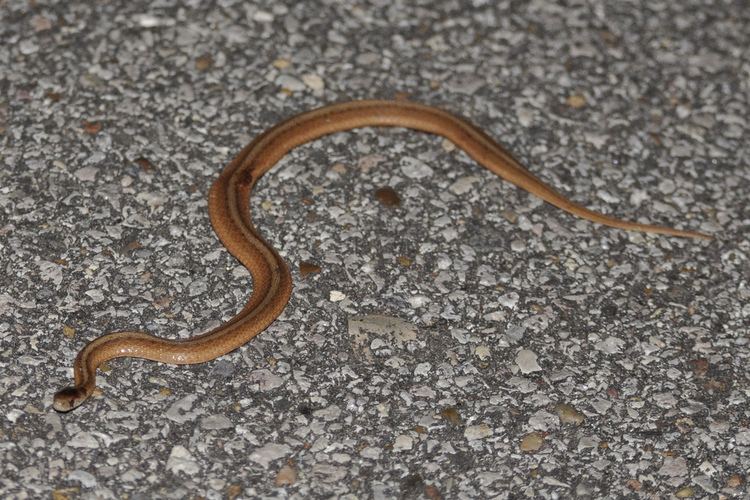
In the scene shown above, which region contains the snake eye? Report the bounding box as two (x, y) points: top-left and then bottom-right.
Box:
(53, 386), (87, 412)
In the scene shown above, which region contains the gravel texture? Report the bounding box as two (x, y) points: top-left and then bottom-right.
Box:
(1, 0), (748, 498)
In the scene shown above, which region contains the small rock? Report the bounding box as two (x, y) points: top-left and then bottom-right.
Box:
(567, 94), (587, 108)
(313, 404), (342, 422)
(299, 261), (321, 277)
(74, 166), (98, 182)
(302, 73), (324, 90)
(659, 178), (677, 195)
(400, 157), (434, 179)
(475, 345), (490, 360)
(464, 424), (493, 440)
(165, 394), (199, 423)
(445, 74), (484, 94)
(674, 486), (694, 498)
(248, 369), (284, 391)
(441, 407), (462, 426)
(249, 443), (291, 469)
(659, 457), (689, 487)
(726, 474), (744, 488)
(67, 432), (100, 449)
(201, 414), (233, 430)
(556, 403), (585, 425)
(68, 470), (97, 488)
(449, 176), (478, 195)
(408, 294), (430, 308)
(276, 74), (305, 92)
(166, 445), (200, 475)
(594, 336), (626, 354)
(515, 349), (542, 374)
(499, 292), (519, 309)
(519, 432), (545, 452)
(275, 464), (297, 486)
(393, 434), (414, 451)
(360, 447), (381, 459)
(374, 186), (401, 207)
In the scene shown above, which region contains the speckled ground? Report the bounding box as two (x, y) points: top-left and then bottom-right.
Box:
(1, 1), (748, 498)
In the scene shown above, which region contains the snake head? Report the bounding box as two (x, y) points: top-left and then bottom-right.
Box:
(53, 386), (89, 412)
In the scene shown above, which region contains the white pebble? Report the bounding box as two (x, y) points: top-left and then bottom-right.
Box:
(464, 423), (493, 440)
(393, 434), (414, 451)
(166, 445), (200, 475)
(302, 73), (325, 90)
(400, 156), (434, 179)
(515, 349), (542, 374)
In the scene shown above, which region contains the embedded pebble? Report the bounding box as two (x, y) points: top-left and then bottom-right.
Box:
(515, 349), (542, 374)
(407, 294), (430, 308)
(166, 395), (199, 423)
(400, 157), (434, 179)
(556, 404), (585, 425)
(393, 434), (414, 451)
(249, 443), (292, 469)
(314, 404), (342, 421)
(302, 74), (324, 90)
(499, 292), (520, 309)
(248, 369), (284, 391)
(299, 261), (322, 276)
(595, 336), (625, 354)
(474, 345), (490, 360)
(166, 446), (200, 475)
(446, 74), (484, 94)
(659, 457), (689, 486)
(374, 186), (401, 207)
(276, 74), (305, 92)
(67, 432), (101, 449)
(201, 414), (233, 430)
(519, 432), (545, 452)
(275, 464), (298, 486)
(74, 166), (98, 181)
(464, 424), (493, 440)
(67, 470), (97, 488)
(449, 176), (478, 195)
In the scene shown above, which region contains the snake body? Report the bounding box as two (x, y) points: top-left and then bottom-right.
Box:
(53, 100), (708, 412)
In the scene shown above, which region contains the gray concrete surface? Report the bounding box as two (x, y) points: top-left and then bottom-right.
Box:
(1, 0), (748, 498)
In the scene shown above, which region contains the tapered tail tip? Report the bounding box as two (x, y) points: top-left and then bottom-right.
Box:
(53, 386), (89, 412)
(645, 224), (713, 240)
(678, 229), (713, 240)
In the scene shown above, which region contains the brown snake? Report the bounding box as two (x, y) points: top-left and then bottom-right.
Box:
(53, 100), (709, 412)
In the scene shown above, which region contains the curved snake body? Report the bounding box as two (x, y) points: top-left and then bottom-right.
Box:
(53, 100), (708, 412)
